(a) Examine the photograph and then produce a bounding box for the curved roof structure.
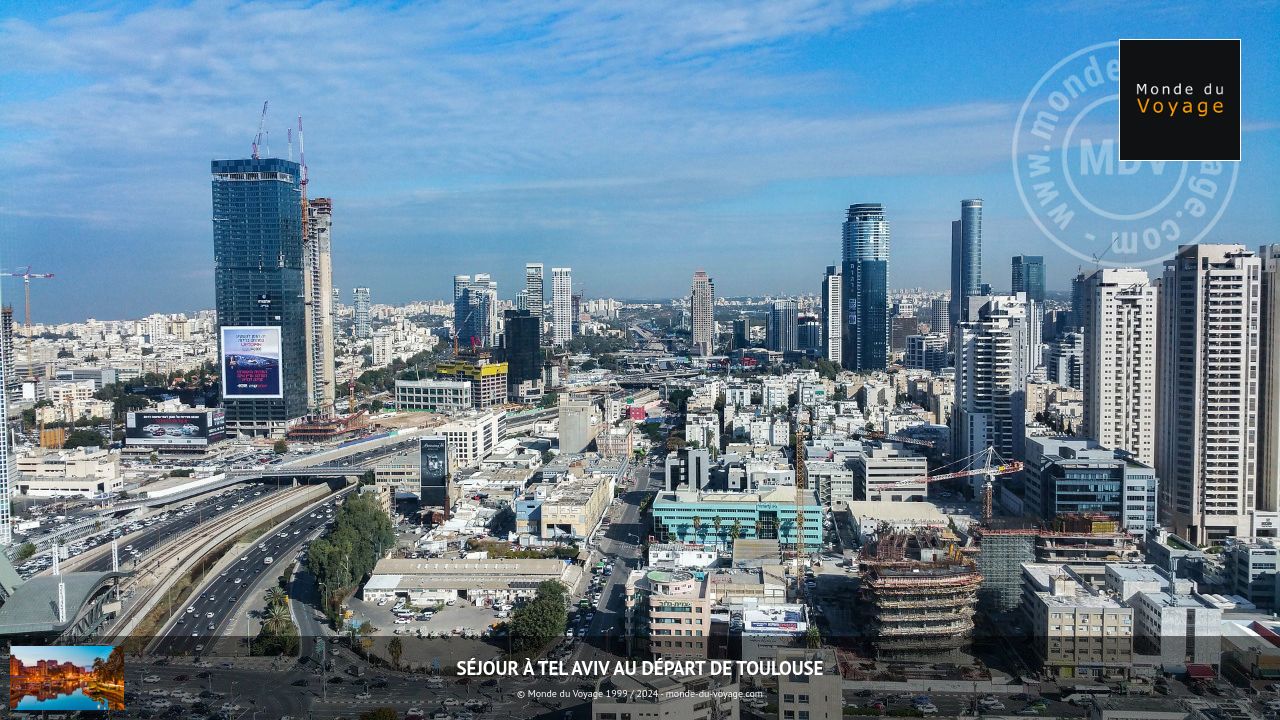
[0,571,123,637]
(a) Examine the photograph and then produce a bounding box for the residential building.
[776,648,842,720]
[1012,255,1047,306]
[0,299,9,543]
[954,293,1041,463]
[1157,244,1263,543]
[302,197,336,416]
[928,298,949,335]
[524,262,545,322]
[1021,437,1158,539]
[552,267,573,345]
[212,156,309,435]
[904,333,947,372]
[371,329,395,366]
[1021,564,1134,679]
[842,203,890,371]
[1224,540,1280,609]
[664,448,712,492]
[950,199,983,330]
[854,442,929,502]
[591,674,738,720]
[352,286,371,338]
[690,270,715,356]
[821,265,843,365]
[1129,590,1222,672]
[596,423,634,459]
[1081,268,1157,466]
[437,411,504,469]
[1045,332,1084,390]
[453,273,499,348]
[538,474,614,539]
[436,356,508,409]
[767,300,798,353]
[625,568,712,659]
[394,379,472,413]
[0,305,13,394]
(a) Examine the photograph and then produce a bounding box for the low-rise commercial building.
[853,442,928,502]
[14,447,123,498]
[438,411,504,469]
[652,486,822,551]
[591,674,739,720]
[362,558,570,606]
[1022,564,1134,679]
[394,379,472,413]
[776,647,842,720]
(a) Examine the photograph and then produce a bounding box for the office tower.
[905,333,948,372]
[732,317,751,350]
[953,294,1041,464]
[572,291,583,337]
[302,197,336,416]
[515,290,529,312]
[212,157,308,435]
[0,306,13,393]
[1258,246,1280,517]
[524,263,545,321]
[352,287,371,338]
[798,313,822,352]
[502,309,541,396]
[928,298,950,335]
[1080,268,1157,466]
[890,316,919,352]
[1012,255,1046,306]
[767,300,799,353]
[949,199,983,330]
[690,270,715,356]
[1069,272,1088,330]
[453,274,499,349]
[552,267,573,345]
[821,265,843,365]
[841,203,890,371]
[1157,245,1263,543]
[1045,332,1084,390]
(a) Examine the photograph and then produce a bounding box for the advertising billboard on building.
[419,436,449,506]
[125,410,226,448]
[221,326,283,399]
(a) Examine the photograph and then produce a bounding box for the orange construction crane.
[1,266,55,381]
[882,447,1022,524]
[853,428,934,448]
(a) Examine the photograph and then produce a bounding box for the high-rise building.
[1080,268,1157,466]
[502,309,541,398]
[767,300,799,353]
[0,306,13,393]
[1257,246,1280,518]
[732,316,751,350]
[798,313,822,352]
[954,294,1041,463]
[453,273,499,348]
[905,333,948,372]
[0,293,10,545]
[1011,255,1046,306]
[1045,332,1084,390]
[212,157,308,436]
[950,199,983,330]
[352,286,371,338]
[302,197,336,416]
[928,297,950,335]
[552,267,573,345]
[1157,245,1263,543]
[842,203,890,371]
[524,263,545,321]
[690,270,715,356]
[821,265,843,365]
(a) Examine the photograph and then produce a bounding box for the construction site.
[856,529,983,663]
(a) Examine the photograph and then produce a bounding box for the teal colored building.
[651,486,823,552]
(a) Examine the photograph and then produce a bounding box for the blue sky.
[1,1,1277,322]
[11,644,113,669]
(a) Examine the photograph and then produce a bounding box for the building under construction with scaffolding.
[858,530,982,662]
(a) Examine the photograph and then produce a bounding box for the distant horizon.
[9,645,113,671]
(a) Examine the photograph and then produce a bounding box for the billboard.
[125,410,225,448]
[419,436,449,506]
[221,326,283,399]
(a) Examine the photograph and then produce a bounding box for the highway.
[155,493,344,657]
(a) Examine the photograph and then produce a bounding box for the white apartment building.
[761,377,789,411]
[777,647,842,720]
[1261,246,1280,520]
[303,197,336,416]
[954,294,1041,464]
[551,267,573,345]
[1129,591,1222,672]
[394,379,472,413]
[690,270,715,356]
[822,265,842,366]
[725,382,754,409]
[438,411,504,469]
[1157,245,1263,544]
[1081,268,1157,467]
[685,410,720,453]
[371,329,395,366]
[853,442,928,502]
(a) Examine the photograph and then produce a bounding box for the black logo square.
[1119,38,1240,161]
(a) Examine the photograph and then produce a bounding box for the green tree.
[265,587,287,608]
[273,439,289,454]
[712,516,723,546]
[387,636,404,669]
[539,391,559,409]
[729,520,742,546]
[63,429,105,449]
[691,516,702,543]
[360,710,400,720]
[15,542,36,562]
[508,581,569,653]
[369,399,384,413]
[806,625,822,649]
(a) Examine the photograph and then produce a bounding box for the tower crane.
[1,267,55,381]
[792,425,811,561]
[881,446,1023,524]
[250,100,269,160]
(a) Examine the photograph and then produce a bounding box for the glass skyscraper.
[1012,255,1046,306]
[950,199,983,329]
[212,157,309,435]
[841,203,889,372]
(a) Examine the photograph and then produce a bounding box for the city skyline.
[2,2,1278,322]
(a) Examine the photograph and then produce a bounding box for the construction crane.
[792,425,811,561]
[250,100,269,160]
[881,447,1023,524]
[852,428,934,449]
[1,266,55,381]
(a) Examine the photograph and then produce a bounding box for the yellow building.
[436,356,508,409]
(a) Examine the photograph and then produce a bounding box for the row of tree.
[252,586,299,655]
[508,580,569,654]
[307,493,396,617]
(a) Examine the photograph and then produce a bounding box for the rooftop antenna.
[251,100,269,159]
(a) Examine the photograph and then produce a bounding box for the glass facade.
[501,309,541,390]
[1012,255,1047,306]
[211,157,308,434]
[950,199,983,327]
[841,203,890,371]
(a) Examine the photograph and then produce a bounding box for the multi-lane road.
[155,492,345,656]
